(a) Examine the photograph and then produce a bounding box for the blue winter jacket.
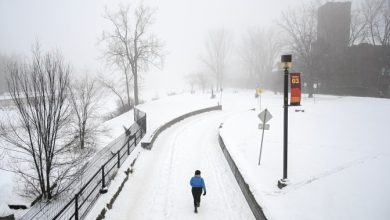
[190,175,206,192]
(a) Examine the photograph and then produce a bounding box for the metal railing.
[21,109,146,220]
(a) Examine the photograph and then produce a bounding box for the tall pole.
[258,110,267,166]
[283,67,289,179]
[278,54,291,189]
[259,92,262,111]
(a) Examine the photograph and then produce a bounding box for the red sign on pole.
[290,73,301,105]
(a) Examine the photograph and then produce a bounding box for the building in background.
[317,2,351,54]
[312,1,390,97]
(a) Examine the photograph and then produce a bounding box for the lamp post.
[278,54,291,189]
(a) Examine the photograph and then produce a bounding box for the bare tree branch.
[350,8,368,45]
[278,1,321,97]
[240,27,282,87]
[0,44,89,200]
[100,4,164,106]
[97,73,127,108]
[69,75,105,150]
[362,0,390,46]
[200,29,231,91]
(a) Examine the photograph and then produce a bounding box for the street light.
[278,54,291,189]
[281,55,292,70]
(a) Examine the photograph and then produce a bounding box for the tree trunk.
[80,126,85,149]
[80,136,85,149]
[46,165,51,199]
[125,71,131,107]
[134,70,139,106]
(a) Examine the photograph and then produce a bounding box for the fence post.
[144,116,147,133]
[75,193,79,220]
[102,165,105,189]
[127,141,130,155]
[117,150,120,168]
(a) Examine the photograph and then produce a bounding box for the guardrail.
[21,109,146,220]
[141,105,222,150]
[218,123,267,220]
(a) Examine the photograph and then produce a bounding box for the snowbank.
[220,92,390,220]
[0,92,217,218]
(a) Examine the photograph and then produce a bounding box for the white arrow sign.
[258,108,272,123]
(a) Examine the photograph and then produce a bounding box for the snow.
[97,92,217,151]
[220,91,390,220]
[0,202,12,217]
[0,140,31,217]
[101,112,254,220]
[87,90,390,220]
[2,89,390,220]
[0,91,217,218]
[137,93,217,140]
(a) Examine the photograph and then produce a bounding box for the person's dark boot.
[194,206,198,213]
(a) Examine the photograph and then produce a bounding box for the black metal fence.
[21,109,146,220]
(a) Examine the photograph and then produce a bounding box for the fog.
[0,0,297,92]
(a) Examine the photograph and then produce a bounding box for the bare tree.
[186,71,212,93]
[186,73,197,93]
[0,45,86,199]
[196,71,212,93]
[240,27,282,88]
[98,73,128,110]
[100,4,164,106]
[117,55,133,107]
[200,29,231,91]
[362,0,390,46]
[381,0,390,45]
[69,76,104,150]
[350,8,368,45]
[278,1,320,97]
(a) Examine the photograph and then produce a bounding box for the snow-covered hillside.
[0,91,217,218]
[98,90,390,220]
[2,89,390,220]
[220,91,390,220]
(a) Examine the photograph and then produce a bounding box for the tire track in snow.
[106,111,254,220]
[146,114,208,219]
[202,118,254,219]
[162,115,208,218]
[203,126,233,217]
[268,154,382,196]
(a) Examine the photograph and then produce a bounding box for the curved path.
[105,111,254,220]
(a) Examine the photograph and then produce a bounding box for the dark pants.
[191,187,202,207]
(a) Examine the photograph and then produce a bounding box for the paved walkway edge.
[141,105,222,150]
[218,125,268,220]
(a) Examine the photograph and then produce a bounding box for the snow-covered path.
[105,111,254,220]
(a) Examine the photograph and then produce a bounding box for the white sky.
[0,0,311,92]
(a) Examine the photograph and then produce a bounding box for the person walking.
[190,170,206,213]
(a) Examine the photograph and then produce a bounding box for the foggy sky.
[0,0,301,92]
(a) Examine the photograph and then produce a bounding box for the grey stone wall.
[218,130,267,220]
[141,105,222,150]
